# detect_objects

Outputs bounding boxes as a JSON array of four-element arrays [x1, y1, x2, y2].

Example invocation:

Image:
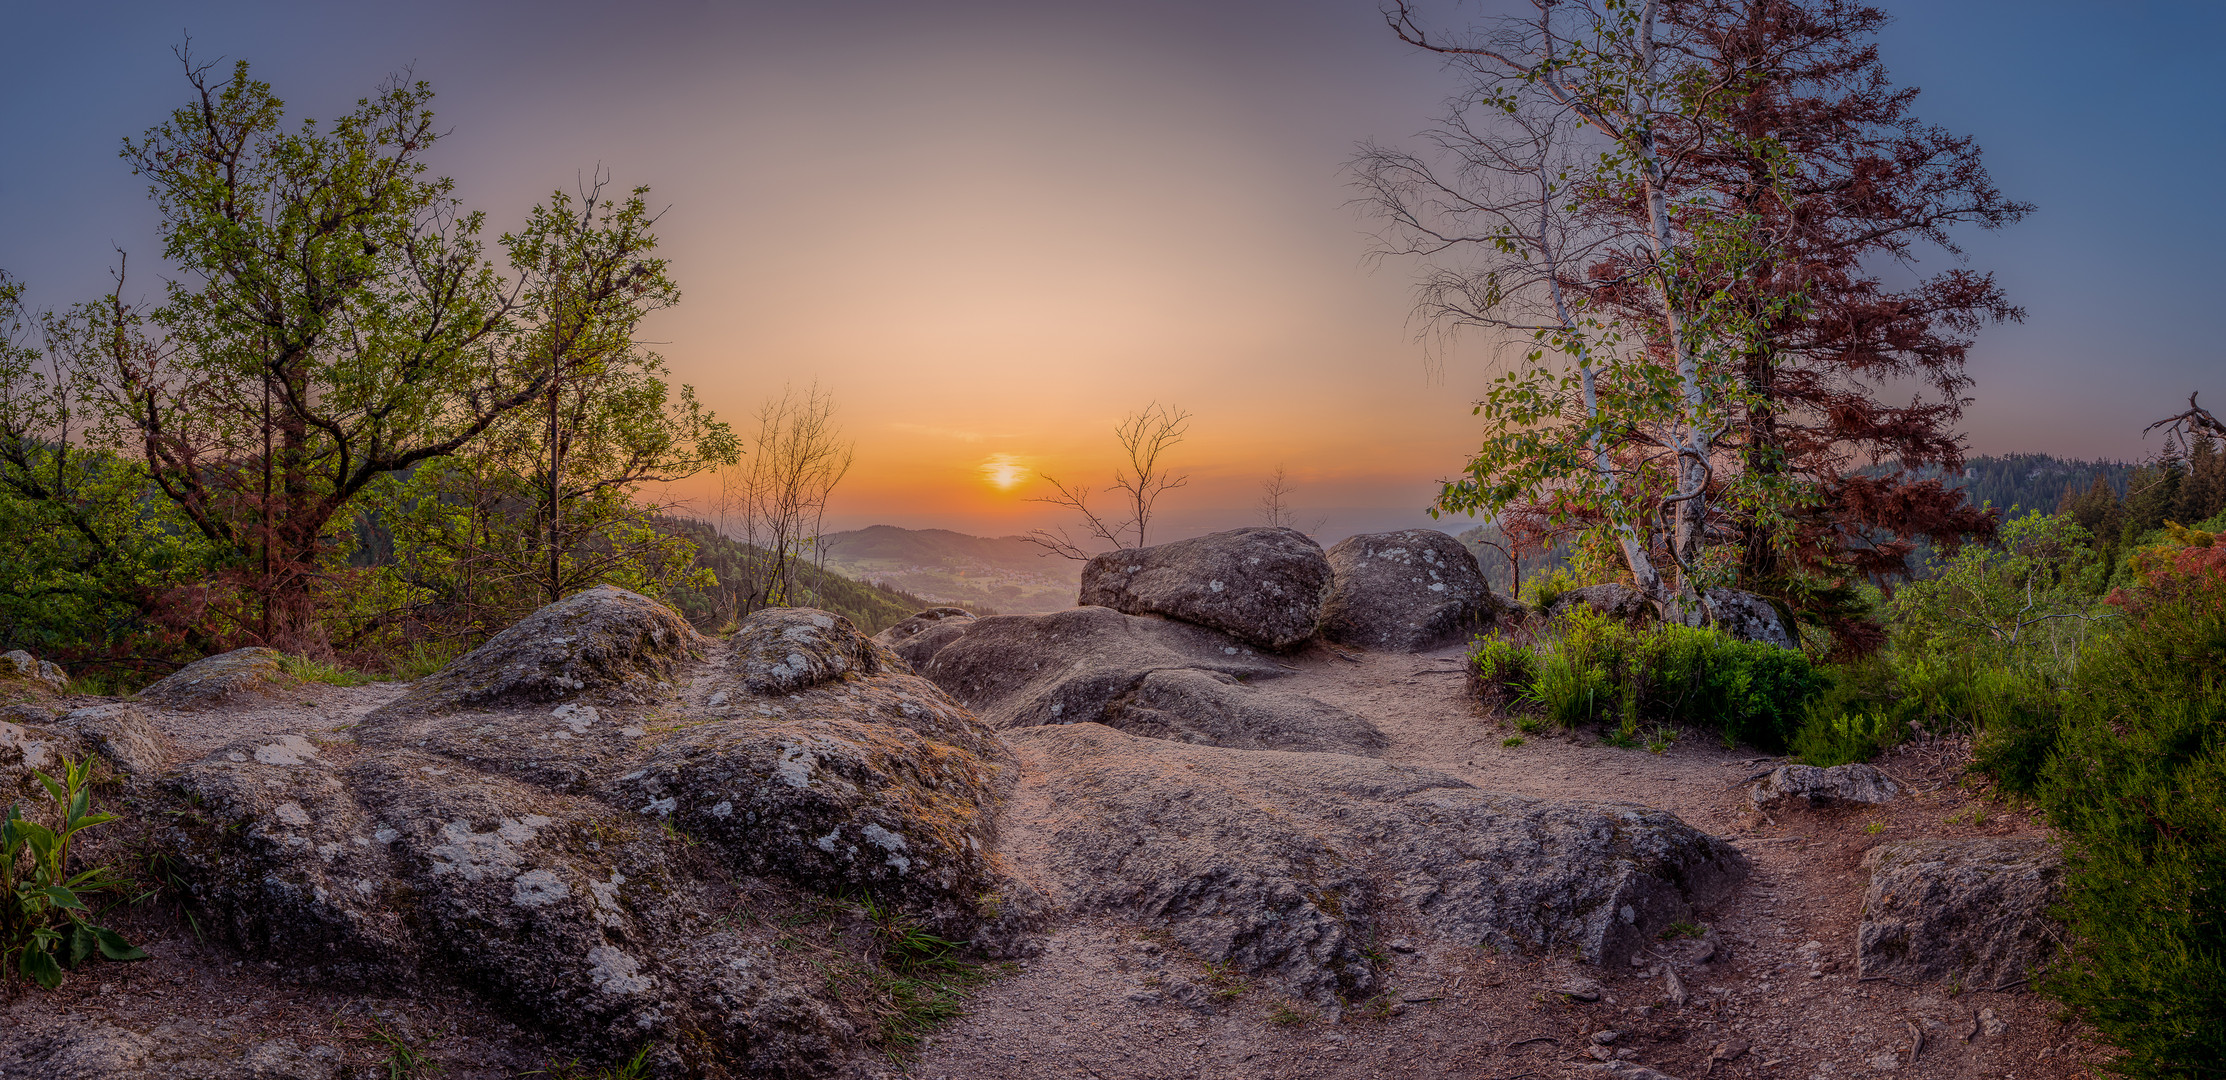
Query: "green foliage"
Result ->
[[1470, 607, 1826, 750], [1889, 512, 2107, 667], [276, 654, 375, 687], [2, 754, 147, 988]]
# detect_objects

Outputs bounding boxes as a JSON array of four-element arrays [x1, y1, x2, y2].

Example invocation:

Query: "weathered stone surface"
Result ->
[[0, 649, 67, 690], [1550, 583, 1653, 623], [0, 719, 73, 800], [917, 605, 1386, 756], [1706, 588, 1796, 649], [873, 607, 978, 669], [1749, 763, 1899, 809], [135, 647, 291, 710], [1009, 724, 1746, 1002], [1, 1022, 348, 1080], [1079, 526, 1331, 651], [167, 600, 1027, 1077], [1319, 529, 1498, 652], [388, 585, 707, 712], [728, 606, 902, 695], [56, 703, 167, 776], [1859, 838, 2064, 987]]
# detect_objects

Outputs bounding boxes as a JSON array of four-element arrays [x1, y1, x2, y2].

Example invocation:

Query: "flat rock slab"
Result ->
[[1080, 526, 1331, 651], [1859, 837, 2064, 988], [915, 605, 1387, 756], [1319, 529, 1497, 652], [1006, 723, 1747, 1002]]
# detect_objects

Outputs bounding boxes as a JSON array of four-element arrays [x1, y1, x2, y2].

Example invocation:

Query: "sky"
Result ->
[[4, 0, 2221, 542]]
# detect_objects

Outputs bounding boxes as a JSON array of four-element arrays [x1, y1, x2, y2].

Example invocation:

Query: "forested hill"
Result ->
[[1871, 454, 2136, 514]]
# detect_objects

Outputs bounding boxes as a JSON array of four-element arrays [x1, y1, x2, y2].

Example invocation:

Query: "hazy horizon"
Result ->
[[7, 0, 2220, 542]]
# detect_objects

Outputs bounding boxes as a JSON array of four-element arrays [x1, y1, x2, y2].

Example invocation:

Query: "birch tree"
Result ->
[[1368, 0, 1769, 617]]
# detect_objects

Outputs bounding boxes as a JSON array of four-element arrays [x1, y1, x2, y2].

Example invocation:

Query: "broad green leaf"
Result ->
[[93, 926, 149, 961], [20, 946, 62, 989]]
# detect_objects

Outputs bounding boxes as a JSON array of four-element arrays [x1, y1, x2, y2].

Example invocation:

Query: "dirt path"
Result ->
[[909, 646, 2092, 1080]]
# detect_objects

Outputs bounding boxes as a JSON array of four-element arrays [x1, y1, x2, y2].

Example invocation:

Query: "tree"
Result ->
[[1025, 403, 1191, 559], [1366, 0, 2023, 636], [712, 382, 854, 618], [1636, 0, 2025, 593], [1257, 464, 1298, 528], [1367, 0, 1779, 617], [94, 56, 674, 651]]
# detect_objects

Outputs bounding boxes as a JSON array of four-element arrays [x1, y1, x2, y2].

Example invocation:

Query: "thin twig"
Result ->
[[1505, 1035, 1559, 1052]]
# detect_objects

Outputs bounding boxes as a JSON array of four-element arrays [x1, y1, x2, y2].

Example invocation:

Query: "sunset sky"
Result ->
[[5, 1, 2222, 542]]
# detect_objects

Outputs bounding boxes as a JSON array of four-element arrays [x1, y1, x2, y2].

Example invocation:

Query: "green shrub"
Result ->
[[2015, 539, 2226, 1077], [1470, 607, 1827, 751]]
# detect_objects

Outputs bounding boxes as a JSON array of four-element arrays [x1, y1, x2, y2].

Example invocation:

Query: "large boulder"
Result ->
[[1858, 838, 2064, 988], [1319, 529, 1497, 652], [1009, 723, 1746, 1002], [1706, 588, 1796, 649], [135, 647, 292, 710], [1079, 526, 1331, 651], [914, 605, 1387, 756], [1, 704, 167, 797], [1749, 763, 1899, 809], [388, 584, 707, 712], [166, 599, 1031, 1077]]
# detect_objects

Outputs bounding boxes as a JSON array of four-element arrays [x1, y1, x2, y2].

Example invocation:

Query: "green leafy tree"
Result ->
[[95, 55, 673, 651], [1889, 511, 2105, 669], [1364, 0, 1802, 617]]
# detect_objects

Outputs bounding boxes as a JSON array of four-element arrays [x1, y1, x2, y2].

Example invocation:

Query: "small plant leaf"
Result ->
[[20, 947, 63, 989], [43, 885, 87, 911], [92, 927, 149, 961], [62, 922, 97, 968]]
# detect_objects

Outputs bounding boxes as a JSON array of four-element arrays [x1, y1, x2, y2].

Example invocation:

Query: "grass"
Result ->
[[277, 653, 377, 687], [363, 1024, 438, 1079], [384, 641, 466, 681], [539, 1047, 654, 1080], [1266, 1001, 1313, 1027], [1657, 921, 1706, 941], [852, 893, 1004, 1056], [1501, 736, 1525, 747], [1201, 959, 1250, 1002]]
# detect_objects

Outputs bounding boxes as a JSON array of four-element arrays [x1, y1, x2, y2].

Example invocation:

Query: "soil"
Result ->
[[0, 650, 2097, 1080], [908, 643, 2094, 1080]]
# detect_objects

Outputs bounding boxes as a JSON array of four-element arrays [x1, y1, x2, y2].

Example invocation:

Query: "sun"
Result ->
[[979, 453, 1029, 491]]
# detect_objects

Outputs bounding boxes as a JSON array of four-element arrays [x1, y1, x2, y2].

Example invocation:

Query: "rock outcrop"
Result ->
[[1550, 584, 1653, 623], [388, 584, 707, 712], [1010, 724, 1746, 1002], [1749, 763, 1899, 809], [2, 704, 167, 796], [0, 649, 67, 691], [1079, 526, 1331, 651], [873, 607, 977, 669], [913, 605, 1387, 756], [167, 595, 1030, 1077], [1858, 838, 2064, 988], [1319, 529, 1497, 652], [135, 647, 292, 710], [1705, 588, 1796, 649]]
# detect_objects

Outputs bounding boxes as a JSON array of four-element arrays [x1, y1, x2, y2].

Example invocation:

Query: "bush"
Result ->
[[1469, 607, 1827, 751], [2019, 537, 2226, 1077], [3, 754, 147, 988]]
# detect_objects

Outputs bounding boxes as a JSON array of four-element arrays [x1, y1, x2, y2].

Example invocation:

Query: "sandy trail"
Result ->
[[909, 645, 2088, 1080]]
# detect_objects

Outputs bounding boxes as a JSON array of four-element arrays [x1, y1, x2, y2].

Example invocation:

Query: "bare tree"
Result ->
[[1026, 403, 1192, 559], [2148, 392, 2226, 444], [1257, 464, 1298, 528], [717, 382, 853, 616]]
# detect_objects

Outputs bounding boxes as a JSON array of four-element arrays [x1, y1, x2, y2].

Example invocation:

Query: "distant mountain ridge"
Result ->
[[820, 525, 1082, 614]]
